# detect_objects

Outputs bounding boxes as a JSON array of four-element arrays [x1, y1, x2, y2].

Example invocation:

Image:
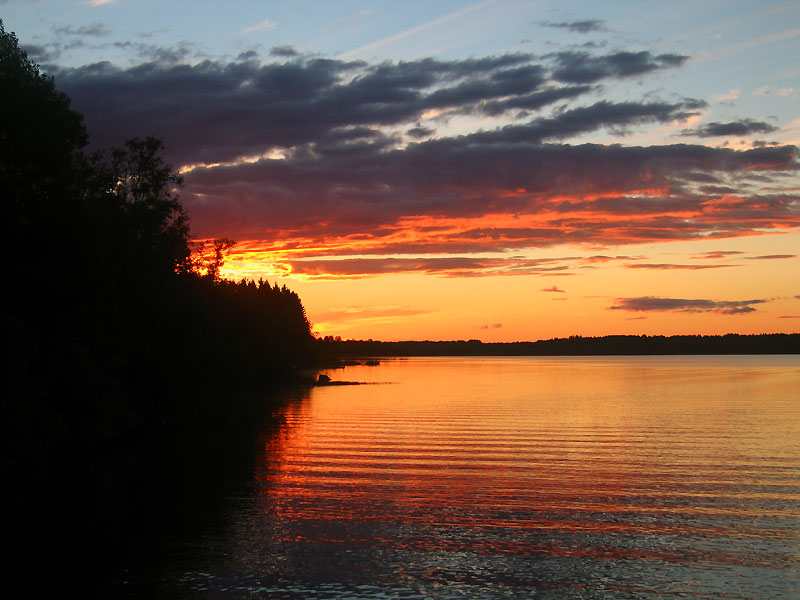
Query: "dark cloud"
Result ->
[[237, 50, 259, 61], [425, 64, 548, 111], [183, 139, 799, 247], [407, 124, 434, 139], [609, 296, 769, 314], [53, 23, 111, 37], [39, 45, 799, 270], [470, 99, 705, 144], [747, 254, 796, 259], [698, 184, 738, 195], [549, 50, 688, 83], [681, 118, 777, 138], [543, 19, 607, 34], [480, 85, 592, 116], [133, 43, 194, 64], [53, 49, 691, 164], [21, 43, 59, 63], [542, 286, 565, 292], [270, 45, 299, 57], [479, 323, 503, 329]]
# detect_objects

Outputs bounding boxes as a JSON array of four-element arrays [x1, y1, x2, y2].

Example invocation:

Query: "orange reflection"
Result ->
[[249, 357, 800, 572]]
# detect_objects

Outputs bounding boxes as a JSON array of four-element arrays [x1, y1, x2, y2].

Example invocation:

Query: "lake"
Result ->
[[107, 355, 800, 598]]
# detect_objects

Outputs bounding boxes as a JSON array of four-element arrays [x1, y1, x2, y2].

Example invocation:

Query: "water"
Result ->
[[111, 356, 800, 598]]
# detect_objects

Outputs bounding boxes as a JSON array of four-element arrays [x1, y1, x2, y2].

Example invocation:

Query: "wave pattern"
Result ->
[[181, 356, 800, 598]]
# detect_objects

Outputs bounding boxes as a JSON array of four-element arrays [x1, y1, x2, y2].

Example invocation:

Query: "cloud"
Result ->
[[583, 255, 643, 263], [315, 305, 430, 321], [680, 118, 777, 138], [46, 44, 800, 279], [542, 286, 565, 292], [54, 50, 698, 166], [54, 23, 111, 37], [690, 250, 745, 259], [747, 254, 796, 259], [549, 50, 688, 83], [710, 89, 740, 104], [754, 86, 798, 97], [21, 44, 59, 63], [270, 45, 299, 57], [479, 323, 503, 329], [239, 19, 276, 37], [280, 256, 576, 279], [624, 263, 738, 270], [87, 0, 113, 5], [312, 305, 435, 330], [480, 84, 593, 116], [407, 124, 434, 139], [470, 99, 705, 143], [178, 139, 799, 270], [542, 19, 607, 34], [609, 296, 769, 314]]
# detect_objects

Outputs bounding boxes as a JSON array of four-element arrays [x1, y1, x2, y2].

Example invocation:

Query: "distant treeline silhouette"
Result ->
[[319, 334, 799, 357], [1, 22, 315, 479]]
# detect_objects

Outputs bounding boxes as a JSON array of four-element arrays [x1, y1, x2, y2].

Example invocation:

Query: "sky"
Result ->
[[4, 0, 800, 341]]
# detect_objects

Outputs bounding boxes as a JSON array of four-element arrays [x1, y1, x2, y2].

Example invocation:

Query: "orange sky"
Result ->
[[214, 230, 799, 341]]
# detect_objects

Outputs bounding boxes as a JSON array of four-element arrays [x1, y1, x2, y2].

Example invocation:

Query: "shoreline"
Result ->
[[318, 333, 799, 358]]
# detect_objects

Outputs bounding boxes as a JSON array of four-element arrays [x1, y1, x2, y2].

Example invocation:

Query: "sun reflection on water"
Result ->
[[190, 356, 800, 598]]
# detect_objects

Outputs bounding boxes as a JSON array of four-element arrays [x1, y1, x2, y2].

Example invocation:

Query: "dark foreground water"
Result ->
[[105, 356, 800, 598]]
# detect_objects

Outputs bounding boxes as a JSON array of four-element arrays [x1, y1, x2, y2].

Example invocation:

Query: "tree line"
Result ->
[[1, 22, 316, 480], [319, 333, 800, 357]]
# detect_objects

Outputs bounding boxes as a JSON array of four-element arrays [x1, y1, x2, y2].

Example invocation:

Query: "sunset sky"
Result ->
[[5, 0, 799, 341]]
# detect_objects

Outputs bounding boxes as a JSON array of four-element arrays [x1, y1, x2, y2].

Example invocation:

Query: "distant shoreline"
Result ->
[[319, 333, 799, 357]]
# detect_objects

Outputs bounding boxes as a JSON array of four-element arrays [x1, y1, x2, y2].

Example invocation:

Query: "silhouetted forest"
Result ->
[[2, 22, 316, 482], [318, 333, 800, 358]]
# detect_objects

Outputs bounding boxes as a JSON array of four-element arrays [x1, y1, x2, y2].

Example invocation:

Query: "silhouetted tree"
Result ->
[[192, 237, 236, 280], [0, 21, 86, 193], [2, 21, 318, 479], [92, 137, 192, 277]]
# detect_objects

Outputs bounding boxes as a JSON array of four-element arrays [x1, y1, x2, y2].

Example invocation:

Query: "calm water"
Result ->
[[114, 356, 800, 598]]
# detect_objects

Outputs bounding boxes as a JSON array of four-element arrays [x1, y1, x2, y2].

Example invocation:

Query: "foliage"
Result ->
[[191, 237, 237, 279], [95, 137, 193, 276], [1, 21, 317, 481], [320, 334, 800, 357], [0, 21, 86, 186]]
